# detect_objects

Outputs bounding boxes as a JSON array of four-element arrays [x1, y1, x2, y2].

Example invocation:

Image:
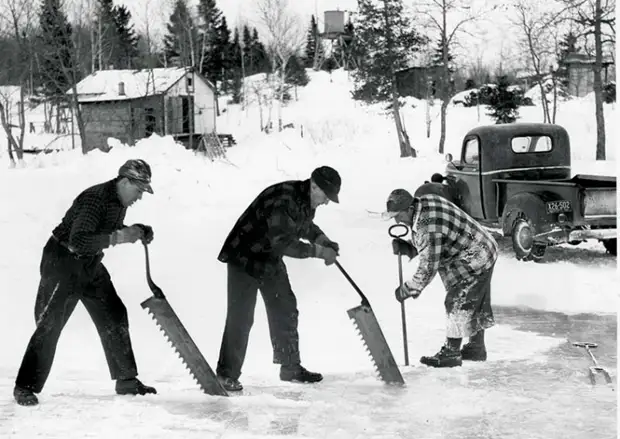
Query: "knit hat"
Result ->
[[311, 166, 341, 203], [382, 188, 414, 219], [118, 159, 153, 194]]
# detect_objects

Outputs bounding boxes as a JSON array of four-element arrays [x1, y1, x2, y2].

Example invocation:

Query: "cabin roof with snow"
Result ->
[[68, 67, 213, 103]]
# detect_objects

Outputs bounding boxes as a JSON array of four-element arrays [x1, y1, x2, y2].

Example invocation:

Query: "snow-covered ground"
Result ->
[[0, 70, 617, 438]]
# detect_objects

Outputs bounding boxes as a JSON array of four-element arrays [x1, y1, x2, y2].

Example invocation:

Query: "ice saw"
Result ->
[[139, 242, 229, 397], [335, 260, 405, 385]]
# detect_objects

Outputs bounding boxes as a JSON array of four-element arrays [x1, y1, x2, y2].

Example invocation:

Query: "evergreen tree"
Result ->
[[241, 25, 254, 75], [163, 0, 199, 67], [352, 0, 426, 157], [250, 28, 269, 74], [431, 36, 454, 69], [113, 5, 139, 68], [197, 0, 223, 80], [304, 15, 319, 68], [352, 0, 426, 102], [38, 0, 74, 99], [94, 0, 119, 69], [230, 28, 243, 103], [286, 54, 309, 86], [215, 16, 232, 93], [556, 31, 579, 87], [487, 75, 520, 124]]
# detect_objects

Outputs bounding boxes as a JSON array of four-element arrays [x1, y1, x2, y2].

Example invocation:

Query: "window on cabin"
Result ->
[[186, 76, 193, 90], [145, 108, 156, 136], [511, 135, 552, 153], [463, 137, 480, 165]]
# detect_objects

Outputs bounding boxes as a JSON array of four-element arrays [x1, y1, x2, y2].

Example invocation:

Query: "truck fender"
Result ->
[[501, 192, 547, 236]]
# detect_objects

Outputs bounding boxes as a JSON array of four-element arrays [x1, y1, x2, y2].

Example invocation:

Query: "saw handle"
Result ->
[[334, 260, 371, 307], [143, 241, 165, 299]]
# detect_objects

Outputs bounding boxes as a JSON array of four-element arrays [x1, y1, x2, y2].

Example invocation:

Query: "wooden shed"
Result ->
[[68, 67, 217, 151], [564, 53, 615, 97]]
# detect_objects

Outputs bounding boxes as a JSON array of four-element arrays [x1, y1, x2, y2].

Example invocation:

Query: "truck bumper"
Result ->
[[534, 227, 617, 244]]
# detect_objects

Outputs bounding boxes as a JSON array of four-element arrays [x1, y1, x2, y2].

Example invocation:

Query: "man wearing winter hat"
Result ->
[[13, 159, 157, 406], [385, 187, 498, 368], [216, 166, 342, 391]]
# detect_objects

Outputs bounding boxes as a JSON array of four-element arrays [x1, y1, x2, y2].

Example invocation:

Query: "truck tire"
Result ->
[[511, 216, 546, 262], [603, 239, 617, 256]]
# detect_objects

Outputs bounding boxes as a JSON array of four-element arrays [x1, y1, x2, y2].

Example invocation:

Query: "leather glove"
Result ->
[[316, 234, 340, 254], [394, 282, 422, 303], [133, 223, 154, 244], [314, 244, 338, 266], [391, 238, 417, 260], [110, 225, 143, 246]]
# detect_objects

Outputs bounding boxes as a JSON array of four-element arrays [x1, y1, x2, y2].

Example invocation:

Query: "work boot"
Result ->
[[280, 364, 323, 383], [461, 342, 487, 361], [420, 345, 462, 368], [217, 375, 243, 392], [13, 385, 38, 406], [115, 378, 157, 396]]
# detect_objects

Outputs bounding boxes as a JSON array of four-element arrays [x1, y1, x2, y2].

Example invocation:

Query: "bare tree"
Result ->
[[256, 0, 305, 132], [513, 1, 568, 123], [559, 0, 615, 160], [414, 0, 496, 154], [0, 0, 37, 165]]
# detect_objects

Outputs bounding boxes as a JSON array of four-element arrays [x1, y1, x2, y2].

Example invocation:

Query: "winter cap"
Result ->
[[382, 189, 414, 219], [311, 166, 341, 203], [118, 159, 153, 194]]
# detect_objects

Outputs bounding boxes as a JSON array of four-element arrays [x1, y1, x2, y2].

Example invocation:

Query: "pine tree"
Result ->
[[38, 0, 74, 100], [113, 5, 139, 69], [197, 0, 222, 78], [352, 0, 426, 157], [431, 36, 454, 69], [241, 25, 254, 75], [230, 28, 243, 103], [163, 0, 199, 67], [286, 54, 309, 86], [215, 16, 232, 93], [250, 28, 269, 74], [556, 31, 579, 87], [487, 75, 520, 124], [304, 15, 318, 68], [94, 0, 119, 69]]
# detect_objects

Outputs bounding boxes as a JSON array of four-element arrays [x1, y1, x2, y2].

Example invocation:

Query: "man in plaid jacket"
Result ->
[[216, 166, 341, 391], [384, 186, 498, 368], [13, 159, 157, 406]]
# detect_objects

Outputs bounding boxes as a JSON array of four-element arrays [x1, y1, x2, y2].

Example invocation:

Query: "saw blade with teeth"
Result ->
[[141, 297, 229, 397], [347, 305, 405, 385]]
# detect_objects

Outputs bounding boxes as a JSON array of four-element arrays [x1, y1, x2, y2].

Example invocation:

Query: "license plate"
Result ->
[[546, 200, 572, 214]]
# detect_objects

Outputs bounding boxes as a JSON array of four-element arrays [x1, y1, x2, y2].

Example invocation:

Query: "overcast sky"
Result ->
[[121, 0, 521, 71]]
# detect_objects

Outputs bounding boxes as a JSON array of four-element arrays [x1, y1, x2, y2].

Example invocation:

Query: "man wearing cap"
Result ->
[[216, 166, 342, 391], [13, 159, 157, 406], [385, 186, 498, 368]]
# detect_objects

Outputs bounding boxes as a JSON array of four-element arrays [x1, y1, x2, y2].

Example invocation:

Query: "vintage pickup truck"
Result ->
[[433, 123, 617, 261]]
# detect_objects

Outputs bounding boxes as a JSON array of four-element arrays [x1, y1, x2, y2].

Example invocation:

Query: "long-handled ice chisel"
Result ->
[[334, 260, 405, 385], [389, 224, 410, 366], [140, 241, 229, 396], [572, 342, 613, 386]]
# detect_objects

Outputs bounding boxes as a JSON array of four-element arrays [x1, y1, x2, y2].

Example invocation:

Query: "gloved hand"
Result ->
[[394, 282, 421, 303], [314, 244, 338, 266], [316, 234, 340, 254], [133, 223, 154, 244], [110, 225, 143, 246], [391, 238, 417, 260]]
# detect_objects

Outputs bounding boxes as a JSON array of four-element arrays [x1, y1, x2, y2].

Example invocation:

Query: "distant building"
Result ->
[[68, 67, 217, 151], [395, 65, 455, 100], [564, 53, 615, 97]]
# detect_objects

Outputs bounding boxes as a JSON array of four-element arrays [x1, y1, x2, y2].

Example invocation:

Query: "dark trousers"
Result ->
[[15, 237, 138, 393], [216, 262, 300, 380]]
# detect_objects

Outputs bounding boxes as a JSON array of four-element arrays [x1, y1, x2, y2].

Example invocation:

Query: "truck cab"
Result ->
[[439, 123, 616, 261]]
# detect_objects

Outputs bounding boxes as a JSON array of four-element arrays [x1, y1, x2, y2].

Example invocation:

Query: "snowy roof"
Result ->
[[68, 67, 190, 103], [0, 85, 21, 103]]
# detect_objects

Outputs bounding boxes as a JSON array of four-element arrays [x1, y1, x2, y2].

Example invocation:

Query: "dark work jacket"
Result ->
[[218, 179, 326, 279]]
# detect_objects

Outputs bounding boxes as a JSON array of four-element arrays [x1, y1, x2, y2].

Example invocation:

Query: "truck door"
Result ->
[[455, 136, 485, 219]]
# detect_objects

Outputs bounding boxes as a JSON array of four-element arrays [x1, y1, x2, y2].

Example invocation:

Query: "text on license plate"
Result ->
[[546, 200, 572, 214]]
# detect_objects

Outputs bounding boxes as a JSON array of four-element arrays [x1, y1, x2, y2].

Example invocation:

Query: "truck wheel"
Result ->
[[603, 239, 617, 256], [512, 218, 546, 262]]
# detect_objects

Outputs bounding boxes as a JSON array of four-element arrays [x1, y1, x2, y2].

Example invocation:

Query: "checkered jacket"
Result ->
[[406, 194, 498, 292], [218, 179, 328, 279], [52, 178, 127, 256]]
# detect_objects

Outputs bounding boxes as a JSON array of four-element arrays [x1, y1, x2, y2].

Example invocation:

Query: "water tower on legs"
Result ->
[[313, 9, 357, 71]]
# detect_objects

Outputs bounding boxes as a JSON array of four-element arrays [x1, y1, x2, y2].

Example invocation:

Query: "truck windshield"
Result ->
[[511, 135, 553, 153]]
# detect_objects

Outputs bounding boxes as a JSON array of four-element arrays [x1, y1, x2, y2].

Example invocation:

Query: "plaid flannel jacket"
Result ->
[[407, 194, 499, 292], [218, 179, 326, 279], [52, 178, 127, 256]]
